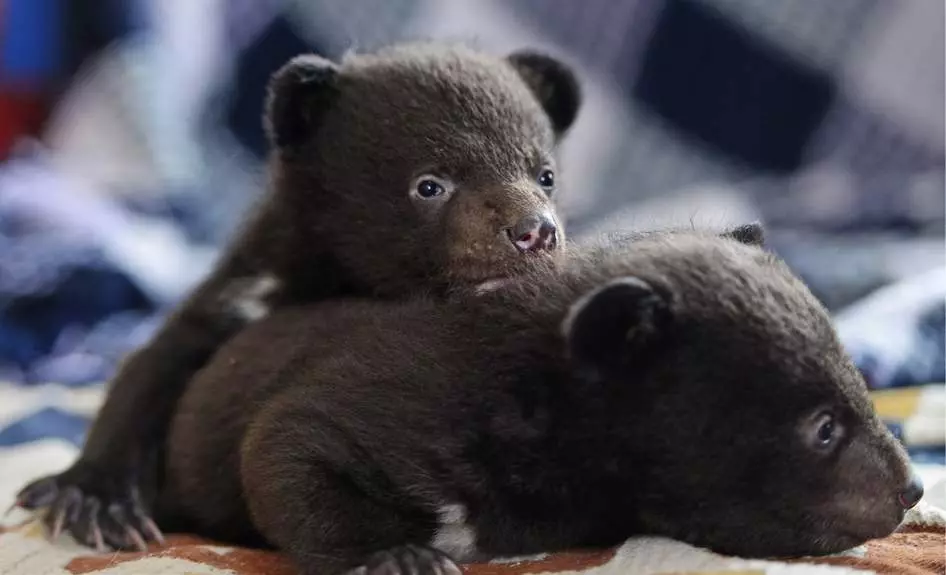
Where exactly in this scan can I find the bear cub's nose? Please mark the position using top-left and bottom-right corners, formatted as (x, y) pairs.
(509, 214), (557, 252)
(898, 473), (924, 509)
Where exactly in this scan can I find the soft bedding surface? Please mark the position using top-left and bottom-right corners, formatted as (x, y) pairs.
(0, 502), (943, 575)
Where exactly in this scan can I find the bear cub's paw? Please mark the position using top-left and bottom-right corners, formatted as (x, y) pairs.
(14, 460), (164, 551)
(346, 545), (463, 575)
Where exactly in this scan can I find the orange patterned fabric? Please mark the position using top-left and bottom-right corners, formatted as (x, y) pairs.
(1, 502), (942, 575)
(52, 519), (944, 575)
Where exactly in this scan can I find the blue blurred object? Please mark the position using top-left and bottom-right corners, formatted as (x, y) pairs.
(0, 265), (153, 384)
(836, 267), (946, 390)
(0, 152), (207, 386)
(0, 407), (87, 447)
(0, 0), (63, 82)
(909, 448), (946, 467)
(225, 13), (328, 159)
(632, 0), (835, 174)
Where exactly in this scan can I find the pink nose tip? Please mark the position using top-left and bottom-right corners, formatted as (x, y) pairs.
(509, 214), (557, 252)
(898, 474), (924, 509)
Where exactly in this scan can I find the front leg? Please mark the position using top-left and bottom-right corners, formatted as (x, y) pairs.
(241, 390), (462, 575)
(14, 261), (280, 550)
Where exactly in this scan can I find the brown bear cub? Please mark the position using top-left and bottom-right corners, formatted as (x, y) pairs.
(157, 226), (922, 575)
(14, 42), (582, 549)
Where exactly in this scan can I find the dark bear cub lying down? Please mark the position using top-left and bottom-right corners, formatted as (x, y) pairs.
(158, 227), (922, 575)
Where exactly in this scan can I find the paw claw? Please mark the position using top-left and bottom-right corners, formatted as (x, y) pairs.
(16, 476), (59, 510)
(92, 524), (106, 553)
(15, 465), (162, 552)
(125, 526), (148, 552)
(50, 506), (67, 541)
(353, 545), (460, 575)
(141, 517), (166, 546)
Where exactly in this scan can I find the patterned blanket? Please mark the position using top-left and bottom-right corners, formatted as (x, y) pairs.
(1, 503), (943, 575)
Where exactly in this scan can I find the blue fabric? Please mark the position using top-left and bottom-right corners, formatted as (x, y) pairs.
(909, 448), (946, 467)
(225, 14), (328, 159)
(0, 407), (87, 447)
(632, 0), (834, 174)
(0, 0), (63, 81)
(0, 228), (156, 385)
(836, 268), (946, 390)
(0, 155), (181, 386)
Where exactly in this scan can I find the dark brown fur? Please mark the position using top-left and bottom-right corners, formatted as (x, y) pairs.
(159, 228), (919, 575)
(15, 41), (582, 550)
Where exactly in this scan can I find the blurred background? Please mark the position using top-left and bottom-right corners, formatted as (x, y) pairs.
(0, 0), (943, 502)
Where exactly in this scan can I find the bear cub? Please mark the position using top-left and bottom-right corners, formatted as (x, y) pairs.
(15, 42), (582, 550)
(159, 226), (923, 575)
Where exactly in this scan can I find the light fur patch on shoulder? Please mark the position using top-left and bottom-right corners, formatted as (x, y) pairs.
(475, 278), (511, 295)
(223, 274), (281, 322)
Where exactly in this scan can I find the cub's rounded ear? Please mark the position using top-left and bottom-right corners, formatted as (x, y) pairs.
(562, 277), (670, 373)
(722, 221), (765, 247)
(506, 50), (582, 138)
(265, 54), (340, 151)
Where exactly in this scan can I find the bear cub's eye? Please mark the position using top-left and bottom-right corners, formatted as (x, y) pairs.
(816, 414), (835, 444)
(538, 169), (555, 191)
(417, 180), (445, 198)
(806, 411), (843, 451)
(410, 175), (454, 201)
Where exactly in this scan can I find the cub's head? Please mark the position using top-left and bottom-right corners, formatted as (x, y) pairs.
(265, 43), (581, 296)
(560, 226), (920, 558)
